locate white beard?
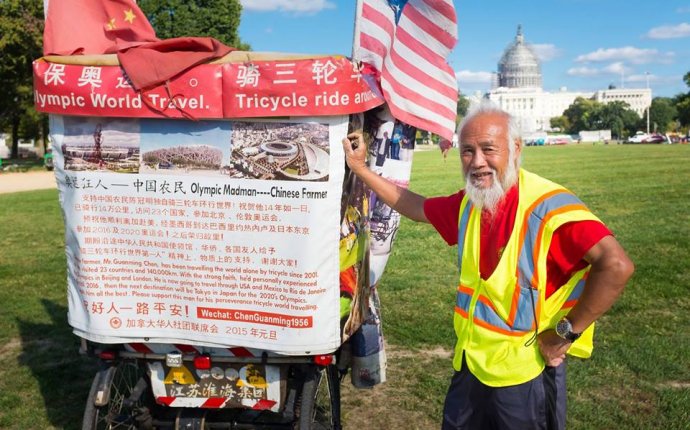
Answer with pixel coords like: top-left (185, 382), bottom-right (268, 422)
top-left (464, 160), bottom-right (519, 215)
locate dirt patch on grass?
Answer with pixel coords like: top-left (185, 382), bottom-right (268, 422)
top-left (659, 381), bottom-right (690, 389)
top-left (0, 336), bottom-right (73, 363)
top-left (0, 338), bottom-right (21, 359)
top-left (377, 345), bottom-right (453, 360)
top-left (0, 171), bottom-right (56, 194)
top-left (339, 343), bottom-right (453, 429)
top-left (585, 377), bottom-right (657, 418)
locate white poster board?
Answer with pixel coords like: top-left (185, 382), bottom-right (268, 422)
top-left (51, 114), bottom-right (347, 355)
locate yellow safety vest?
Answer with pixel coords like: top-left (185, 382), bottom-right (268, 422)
top-left (454, 169), bottom-right (602, 387)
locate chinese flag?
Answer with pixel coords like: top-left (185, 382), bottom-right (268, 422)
top-left (43, 0), bottom-right (159, 55)
top-left (118, 37), bottom-right (234, 90)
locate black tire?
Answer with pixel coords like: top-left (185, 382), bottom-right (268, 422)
top-left (82, 360), bottom-right (152, 430)
top-left (297, 364), bottom-right (340, 430)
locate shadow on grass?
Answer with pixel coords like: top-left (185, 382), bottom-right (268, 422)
top-left (17, 299), bottom-right (98, 430)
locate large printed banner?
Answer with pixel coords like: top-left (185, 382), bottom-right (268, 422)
top-left (33, 56), bottom-right (383, 119)
top-left (51, 114), bottom-right (348, 355)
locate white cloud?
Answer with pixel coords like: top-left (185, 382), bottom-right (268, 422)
top-left (241, 0), bottom-right (335, 13)
top-left (646, 23), bottom-right (690, 39)
top-left (456, 70), bottom-right (493, 95)
top-left (529, 44), bottom-right (561, 62)
top-left (575, 46), bottom-right (674, 64)
top-left (602, 62), bottom-right (632, 75)
top-left (455, 70), bottom-right (493, 84)
top-left (568, 63), bottom-right (634, 78)
top-left (567, 66), bottom-right (600, 77)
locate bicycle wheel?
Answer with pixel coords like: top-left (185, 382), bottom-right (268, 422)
top-left (82, 360), bottom-right (152, 430)
top-left (297, 364), bottom-right (340, 430)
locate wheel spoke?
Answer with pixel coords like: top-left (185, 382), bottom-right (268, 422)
top-left (299, 364), bottom-right (339, 430)
top-left (83, 361), bottom-right (149, 430)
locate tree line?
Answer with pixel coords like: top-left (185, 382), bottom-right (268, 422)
top-left (550, 76), bottom-right (690, 139)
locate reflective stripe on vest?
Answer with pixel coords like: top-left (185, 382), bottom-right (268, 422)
top-left (561, 277), bottom-right (586, 310)
top-left (517, 190), bottom-right (590, 293)
top-left (455, 285), bottom-right (472, 317)
top-left (456, 200), bottom-right (473, 269)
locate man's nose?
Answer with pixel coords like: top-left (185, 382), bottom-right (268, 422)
top-left (471, 150), bottom-right (486, 168)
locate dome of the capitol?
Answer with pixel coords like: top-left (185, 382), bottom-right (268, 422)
top-left (497, 25), bottom-right (542, 89)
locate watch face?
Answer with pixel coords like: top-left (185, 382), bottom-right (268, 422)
top-left (556, 318), bottom-right (572, 338)
top-left (556, 317), bottom-right (580, 341)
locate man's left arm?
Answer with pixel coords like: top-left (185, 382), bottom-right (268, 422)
top-left (538, 235), bottom-right (635, 366)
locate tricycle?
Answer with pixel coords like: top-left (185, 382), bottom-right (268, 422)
top-left (80, 339), bottom-right (343, 429)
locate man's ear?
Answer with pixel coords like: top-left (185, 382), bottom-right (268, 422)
top-left (514, 138), bottom-right (523, 156)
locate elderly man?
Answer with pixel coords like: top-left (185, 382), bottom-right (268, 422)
top-left (342, 101), bottom-right (634, 430)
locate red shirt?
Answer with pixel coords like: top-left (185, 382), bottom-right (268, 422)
top-left (423, 186), bottom-right (611, 298)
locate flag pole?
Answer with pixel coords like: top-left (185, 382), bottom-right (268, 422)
top-left (352, 0), bottom-right (363, 59)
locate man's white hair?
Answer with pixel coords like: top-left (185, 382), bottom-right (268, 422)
top-left (457, 99), bottom-right (521, 157)
top-left (458, 99), bottom-right (522, 214)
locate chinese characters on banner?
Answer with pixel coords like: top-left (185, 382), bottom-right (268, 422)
top-left (53, 114), bottom-right (347, 355)
top-left (33, 56), bottom-right (383, 119)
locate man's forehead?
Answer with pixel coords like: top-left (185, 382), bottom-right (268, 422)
top-left (463, 112), bottom-right (508, 130)
top-left (460, 114), bottom-right (509, 143)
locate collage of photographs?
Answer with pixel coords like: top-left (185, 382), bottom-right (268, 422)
top-left (60, 117), bottom-right (333, 182)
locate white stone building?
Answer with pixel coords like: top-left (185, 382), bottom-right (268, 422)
top-left (592, 88), bottom-right (652, 117)
top-left (483, 26), bottom-right (652, 133)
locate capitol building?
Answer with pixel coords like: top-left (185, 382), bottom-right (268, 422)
top-left (483, 26), bottom-right (652, 133)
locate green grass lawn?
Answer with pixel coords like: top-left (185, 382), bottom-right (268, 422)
top-left (1, 143), bottom-right (689, 429)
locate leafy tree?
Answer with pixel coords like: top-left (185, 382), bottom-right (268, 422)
top-left (452, 93), bottom-right (471, 139)
top-left (649, 97), bottom-right (677, 133)
top-left (676, 95), bottom-right (690, 129)
top-left (595, 101), bottom-right (640, 139)
top-left (560, 97), bottom-right (641, 139)
top-left (675, 72), bottom-right (690, 129)
top-left (456, 93), bottom-right (470, 119)
top-left (619, 108), bottom-right (642, 139)
top-left (0, 0), bottom-right (45, 158)
top-left (549, 115), bottom-right (570, 132)
top-left (138, 0), bottom-right (250, 50)
top-left (562, 97), bottom-right (601, 133)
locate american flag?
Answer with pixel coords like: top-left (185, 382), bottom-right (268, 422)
top-left (355, 0), bottom-right (458, 140)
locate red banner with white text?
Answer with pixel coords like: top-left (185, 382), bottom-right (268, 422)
top-left (33, 56), bottom-right (384, 119)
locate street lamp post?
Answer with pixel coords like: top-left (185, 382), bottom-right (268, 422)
top-left (646, 72), bottom-right (650, 135)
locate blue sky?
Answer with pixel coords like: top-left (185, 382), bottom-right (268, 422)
top-left (238, 0), bottom-right (690, 98)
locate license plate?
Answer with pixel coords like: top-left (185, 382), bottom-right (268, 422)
top-left (148, 361), bottom-right (285, 411)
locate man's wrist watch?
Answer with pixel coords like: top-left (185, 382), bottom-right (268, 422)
top-left (555, 317), bottom-right (581, 342)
